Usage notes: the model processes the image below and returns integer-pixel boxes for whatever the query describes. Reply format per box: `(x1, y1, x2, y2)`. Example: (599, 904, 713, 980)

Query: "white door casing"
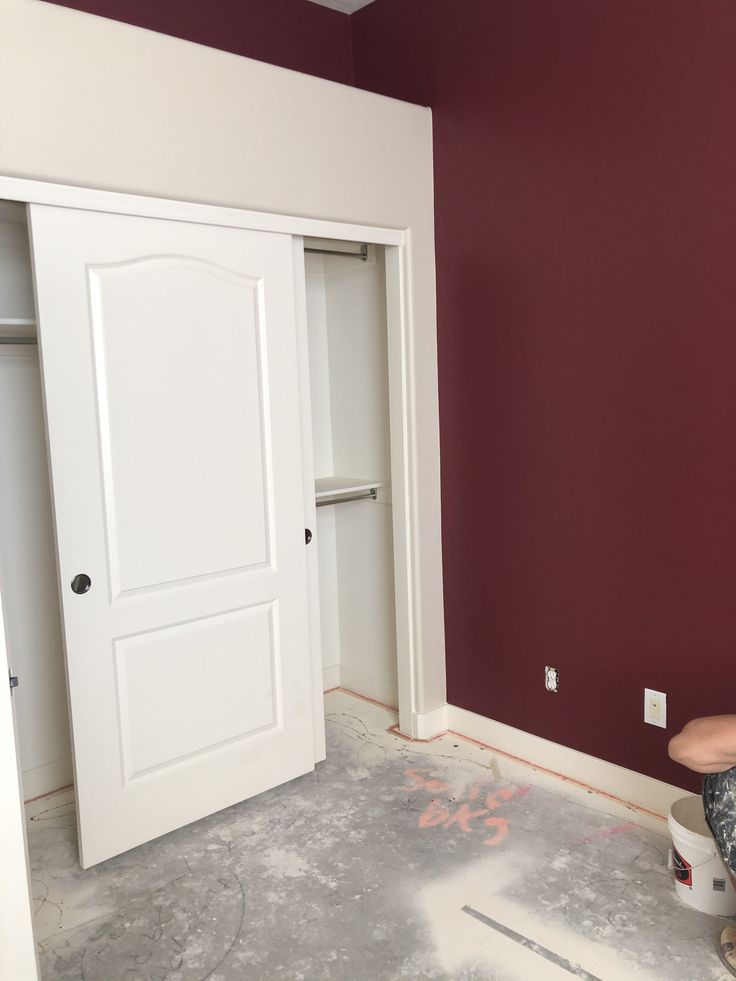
(29, 204, 317, 867)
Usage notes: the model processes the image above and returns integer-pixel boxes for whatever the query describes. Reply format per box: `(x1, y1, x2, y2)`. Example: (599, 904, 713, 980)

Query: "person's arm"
(668, 715, 736, 774)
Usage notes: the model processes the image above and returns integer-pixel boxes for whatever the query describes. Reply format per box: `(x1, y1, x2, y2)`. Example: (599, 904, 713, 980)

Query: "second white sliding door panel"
(29, 205, 314, 867)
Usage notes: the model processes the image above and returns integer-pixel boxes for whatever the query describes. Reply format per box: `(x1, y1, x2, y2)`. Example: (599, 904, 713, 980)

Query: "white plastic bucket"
(668, 795, 736, 916)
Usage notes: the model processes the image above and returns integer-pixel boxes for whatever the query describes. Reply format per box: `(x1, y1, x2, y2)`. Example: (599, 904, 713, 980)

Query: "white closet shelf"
(0, 318, 36, 326)
(315, 476, 385, 500)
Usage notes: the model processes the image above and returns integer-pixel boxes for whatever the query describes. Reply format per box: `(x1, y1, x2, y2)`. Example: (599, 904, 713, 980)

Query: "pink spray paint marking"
(582, 823, 637, 844)
(403, 768, 529, 848)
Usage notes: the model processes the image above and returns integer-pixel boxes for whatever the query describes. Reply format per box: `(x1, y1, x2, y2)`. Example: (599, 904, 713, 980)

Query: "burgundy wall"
(39, 0, 736, 791)
(44, 0, 353, 85)
(352, 0, 736, 791)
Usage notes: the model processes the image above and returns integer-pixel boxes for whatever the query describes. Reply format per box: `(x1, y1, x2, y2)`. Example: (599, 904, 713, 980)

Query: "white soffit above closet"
(306, 0, 377, 13)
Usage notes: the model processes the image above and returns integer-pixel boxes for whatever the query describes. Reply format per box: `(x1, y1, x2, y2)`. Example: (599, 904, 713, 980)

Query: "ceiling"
(306, 0, 377, 13)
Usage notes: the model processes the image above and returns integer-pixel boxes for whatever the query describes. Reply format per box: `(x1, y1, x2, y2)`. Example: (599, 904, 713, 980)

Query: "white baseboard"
(22, 755, 73, 803)
(322, 664, 340, 691)
(445, 704, 692, 820)
(412, 703, 449, 740)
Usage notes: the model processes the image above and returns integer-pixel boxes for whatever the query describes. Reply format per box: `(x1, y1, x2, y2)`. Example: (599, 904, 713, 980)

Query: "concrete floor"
(28, 690, 734, 980)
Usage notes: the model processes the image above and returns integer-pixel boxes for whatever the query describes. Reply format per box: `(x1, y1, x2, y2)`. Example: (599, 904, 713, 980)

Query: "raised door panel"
(90, 258, 271, 595)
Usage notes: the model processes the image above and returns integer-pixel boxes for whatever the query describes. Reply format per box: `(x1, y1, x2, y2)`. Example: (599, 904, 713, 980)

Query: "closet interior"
(0, 202, 399, 808)
(0, 201, 70, 802)
(303, 237, 398, 708)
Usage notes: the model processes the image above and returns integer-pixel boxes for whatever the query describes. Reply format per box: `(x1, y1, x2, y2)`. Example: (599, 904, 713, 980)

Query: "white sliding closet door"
(29, 205, 315, 868)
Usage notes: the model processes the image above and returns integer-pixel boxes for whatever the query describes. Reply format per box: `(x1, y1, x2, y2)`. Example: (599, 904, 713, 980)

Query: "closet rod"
(304, 243, 368, 262)
(316, 488, 378, 508)
(0, 337, 37, 345)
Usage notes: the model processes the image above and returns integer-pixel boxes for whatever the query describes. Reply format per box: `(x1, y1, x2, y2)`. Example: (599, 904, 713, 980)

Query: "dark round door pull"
(305, 528, 313, 545)
(71, 573, 92, 594)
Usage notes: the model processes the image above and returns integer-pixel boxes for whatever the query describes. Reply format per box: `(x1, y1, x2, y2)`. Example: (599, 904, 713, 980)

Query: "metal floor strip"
(462, 905, 604, 981)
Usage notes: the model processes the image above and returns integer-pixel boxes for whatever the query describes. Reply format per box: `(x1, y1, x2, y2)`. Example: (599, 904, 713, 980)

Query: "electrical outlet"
(545, 666, 559, 693)
(644, 688, 667, 728)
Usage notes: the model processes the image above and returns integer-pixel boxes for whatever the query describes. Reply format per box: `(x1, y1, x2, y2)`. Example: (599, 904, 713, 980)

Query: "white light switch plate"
(644, 688, 667, 728)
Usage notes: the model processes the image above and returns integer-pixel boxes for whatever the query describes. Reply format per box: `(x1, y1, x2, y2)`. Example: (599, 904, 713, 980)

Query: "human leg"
(703, 768, 736, 977)
(670, 724, 736, 976)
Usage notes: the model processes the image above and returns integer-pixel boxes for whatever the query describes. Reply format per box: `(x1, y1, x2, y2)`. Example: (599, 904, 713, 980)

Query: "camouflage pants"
(704, 766, 736, 874)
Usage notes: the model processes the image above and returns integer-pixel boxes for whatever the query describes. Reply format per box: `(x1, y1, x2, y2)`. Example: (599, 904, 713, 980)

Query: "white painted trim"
(322, 665, 341, 691)
(0, 176, 404, 247)
(21, 755, 73, 803)
(292, 237, 326, 765)
(387, 227, 446, 736)
(446, 704, 693, 820)
(385, 244, 418, 735)
(412, 703, 449, 741)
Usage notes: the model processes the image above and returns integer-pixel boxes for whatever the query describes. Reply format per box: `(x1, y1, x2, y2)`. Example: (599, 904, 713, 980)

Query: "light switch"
(644, 688, 667, 728)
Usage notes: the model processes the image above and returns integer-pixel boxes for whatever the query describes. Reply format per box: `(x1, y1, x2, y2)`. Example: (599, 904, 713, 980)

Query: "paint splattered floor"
(29, 691, 734, 980)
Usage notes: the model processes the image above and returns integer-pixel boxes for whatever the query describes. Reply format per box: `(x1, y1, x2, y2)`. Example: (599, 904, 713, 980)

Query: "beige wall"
(0, 0, 429, 228)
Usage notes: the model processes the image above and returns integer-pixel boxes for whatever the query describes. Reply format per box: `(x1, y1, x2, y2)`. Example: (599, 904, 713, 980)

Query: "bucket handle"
(669, 845, 727, 874)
